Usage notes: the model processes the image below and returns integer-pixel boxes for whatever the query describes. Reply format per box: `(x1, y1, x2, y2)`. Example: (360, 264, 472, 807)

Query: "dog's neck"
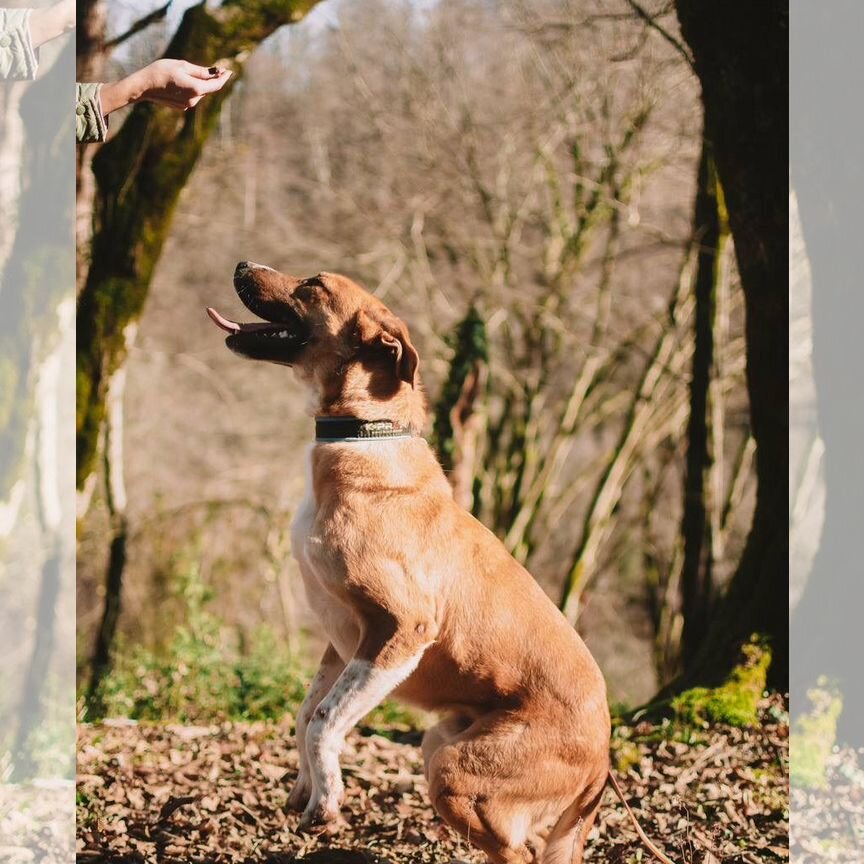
(310, 362, 427, 434)
(314, 416, 413, 442)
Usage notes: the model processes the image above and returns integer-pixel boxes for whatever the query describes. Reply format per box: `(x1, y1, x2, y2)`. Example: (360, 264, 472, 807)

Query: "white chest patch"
(291, 445, 358, 661)
(290, 444, 318, 571)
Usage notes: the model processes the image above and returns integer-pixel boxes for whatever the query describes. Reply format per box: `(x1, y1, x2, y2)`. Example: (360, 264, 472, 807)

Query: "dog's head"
(207, 263, 420, 397)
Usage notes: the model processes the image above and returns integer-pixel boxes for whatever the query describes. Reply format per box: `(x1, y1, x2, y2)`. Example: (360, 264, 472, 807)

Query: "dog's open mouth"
(206, 305, 310, 362)
(206, 307, 299, 338)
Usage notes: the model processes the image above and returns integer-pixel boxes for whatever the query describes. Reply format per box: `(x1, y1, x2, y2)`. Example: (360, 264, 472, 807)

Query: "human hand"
(100, 59, 233, 116)
(28, 0, 75, 48)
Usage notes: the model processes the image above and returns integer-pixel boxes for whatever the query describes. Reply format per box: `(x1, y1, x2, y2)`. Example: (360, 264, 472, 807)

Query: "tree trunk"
(671, 0, 788, 689)
(77, 1, 322, 695)
(76, 0, 322, 494)
(84, 357, 130, 715)
(679, 142, 729, 668)
(432, 306, 489, 512)
(1, 41, 75, 777)
(11, 549, 61, 778)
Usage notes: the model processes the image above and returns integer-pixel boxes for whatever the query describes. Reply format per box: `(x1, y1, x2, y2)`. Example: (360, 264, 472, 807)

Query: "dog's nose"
(235, 261, 274, 278)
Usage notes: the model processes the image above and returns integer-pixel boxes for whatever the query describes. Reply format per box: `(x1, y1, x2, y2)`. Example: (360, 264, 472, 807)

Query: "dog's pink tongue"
(207, 307, 277, 334)
(207, 307, 241, 333)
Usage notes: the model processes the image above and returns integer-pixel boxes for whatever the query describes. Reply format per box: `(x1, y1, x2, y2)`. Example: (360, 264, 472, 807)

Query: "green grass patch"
(84, 564, 427, 732)
(88, 567, 309, 723)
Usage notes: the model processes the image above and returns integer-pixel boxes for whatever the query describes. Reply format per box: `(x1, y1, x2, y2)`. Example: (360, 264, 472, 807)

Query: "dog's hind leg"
(287, 643, 344, 812)
(431, 788, 534, 864)
(426, 710, 607, 864)
(540, 785, 605, 864)
(420, 714, 473, 781)
(426, 712, 544, 863)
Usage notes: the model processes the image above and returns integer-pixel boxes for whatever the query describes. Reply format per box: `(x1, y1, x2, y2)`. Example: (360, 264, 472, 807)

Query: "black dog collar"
(315, 416, 415, 442)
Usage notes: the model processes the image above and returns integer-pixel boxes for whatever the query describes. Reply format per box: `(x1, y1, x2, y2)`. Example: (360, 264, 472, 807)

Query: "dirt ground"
(76, 698, 789, 863)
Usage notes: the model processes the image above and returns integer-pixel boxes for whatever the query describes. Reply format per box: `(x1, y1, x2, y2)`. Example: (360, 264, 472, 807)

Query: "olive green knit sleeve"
(0, 9, 38, 80)
(76, 83, 108, 144)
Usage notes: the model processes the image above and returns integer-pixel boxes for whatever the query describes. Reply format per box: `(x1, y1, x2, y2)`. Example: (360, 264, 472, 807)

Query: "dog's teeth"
(279, 331, 289, 338)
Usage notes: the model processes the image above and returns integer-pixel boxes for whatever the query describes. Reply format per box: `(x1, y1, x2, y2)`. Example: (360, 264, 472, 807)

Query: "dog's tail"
(606, 770, 676, 864)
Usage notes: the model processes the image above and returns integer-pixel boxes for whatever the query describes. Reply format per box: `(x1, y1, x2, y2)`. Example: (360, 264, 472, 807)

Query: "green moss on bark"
(672, 635, 770, 727)
(432, 305, 488, 471)
(790, 680, 843, 790)
(76, 1, 322, 491)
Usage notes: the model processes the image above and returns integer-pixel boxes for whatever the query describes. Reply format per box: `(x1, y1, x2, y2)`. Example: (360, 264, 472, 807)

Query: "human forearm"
(28, 0, 74, 48)
(100, 60, 231, 116)
(98, 76, 142, 117)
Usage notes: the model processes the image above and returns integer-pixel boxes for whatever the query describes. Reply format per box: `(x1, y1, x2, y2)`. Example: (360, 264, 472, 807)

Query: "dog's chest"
(290, 448, 359, 661)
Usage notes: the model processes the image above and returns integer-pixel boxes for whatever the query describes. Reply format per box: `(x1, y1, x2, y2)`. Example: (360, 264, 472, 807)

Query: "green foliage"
(672, 636, 771, 728)
(432, 304, 488, 471)
(87, 565, 425, 732)
(90, 566, 308, 723)
(15, 675, 76, 779)
(790, 680, 843, 790)
(611, 738, 642, 773)
(0, 673, 75, 781)
(362, 699, 428, 735)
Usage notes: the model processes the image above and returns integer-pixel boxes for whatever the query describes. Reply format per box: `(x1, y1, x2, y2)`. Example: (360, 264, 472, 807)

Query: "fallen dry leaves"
(791, 744, 864, 862)
(77, 698, 789, 863)
(0, 780, 74, 863)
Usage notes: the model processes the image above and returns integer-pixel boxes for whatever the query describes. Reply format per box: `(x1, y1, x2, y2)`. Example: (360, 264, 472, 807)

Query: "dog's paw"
(298, 795, 346, 834)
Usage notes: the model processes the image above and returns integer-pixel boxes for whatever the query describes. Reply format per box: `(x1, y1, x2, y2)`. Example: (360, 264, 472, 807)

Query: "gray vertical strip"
(791, 0, 863, 857)
(0, 28, 75, 863)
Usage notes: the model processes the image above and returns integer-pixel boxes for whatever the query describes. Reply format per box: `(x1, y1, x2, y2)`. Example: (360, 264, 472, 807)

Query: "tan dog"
(208, 263, 673, 864)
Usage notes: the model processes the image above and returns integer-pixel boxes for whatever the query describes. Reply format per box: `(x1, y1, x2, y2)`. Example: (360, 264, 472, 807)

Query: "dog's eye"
(296, 278, 329, 303)
(294, 285, 319, 303)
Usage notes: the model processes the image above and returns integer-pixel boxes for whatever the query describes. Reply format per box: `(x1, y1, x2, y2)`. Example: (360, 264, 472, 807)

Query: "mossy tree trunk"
(432, 306, 489, 513)
(679, 142, 729, 669)
(77, 0, 321, 706)
(670, 0, 788, 690)
(77, 0, 321, 494)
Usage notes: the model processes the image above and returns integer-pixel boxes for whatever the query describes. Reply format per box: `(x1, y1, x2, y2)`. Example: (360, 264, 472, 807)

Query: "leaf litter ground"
(77, 697, 789, 863)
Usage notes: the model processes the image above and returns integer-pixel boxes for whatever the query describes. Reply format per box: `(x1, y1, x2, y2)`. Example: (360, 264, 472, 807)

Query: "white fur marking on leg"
(303, 648, 429, 822)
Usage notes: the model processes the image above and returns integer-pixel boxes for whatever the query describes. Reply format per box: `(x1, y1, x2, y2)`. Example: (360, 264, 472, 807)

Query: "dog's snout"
(235, 261, 274, 278)
(232, 261, 305, 323)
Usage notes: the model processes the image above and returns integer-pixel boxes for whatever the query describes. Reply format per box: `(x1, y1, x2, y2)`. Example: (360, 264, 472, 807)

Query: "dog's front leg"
(288, 643, 345, 812)
(300, 622, 434, 829)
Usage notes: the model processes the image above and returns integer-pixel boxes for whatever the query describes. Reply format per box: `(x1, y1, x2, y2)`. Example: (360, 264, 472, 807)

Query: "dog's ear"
(355, 308, 420, 388)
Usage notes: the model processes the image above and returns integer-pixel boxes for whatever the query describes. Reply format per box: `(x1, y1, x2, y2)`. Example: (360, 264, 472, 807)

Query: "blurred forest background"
(75, 0, 785, 722)
(0, 0, 75, 786)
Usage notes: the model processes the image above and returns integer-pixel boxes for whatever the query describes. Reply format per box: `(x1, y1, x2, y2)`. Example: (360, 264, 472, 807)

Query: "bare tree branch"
(103, 1, 173, 51)
(624, 0, 694, 69)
